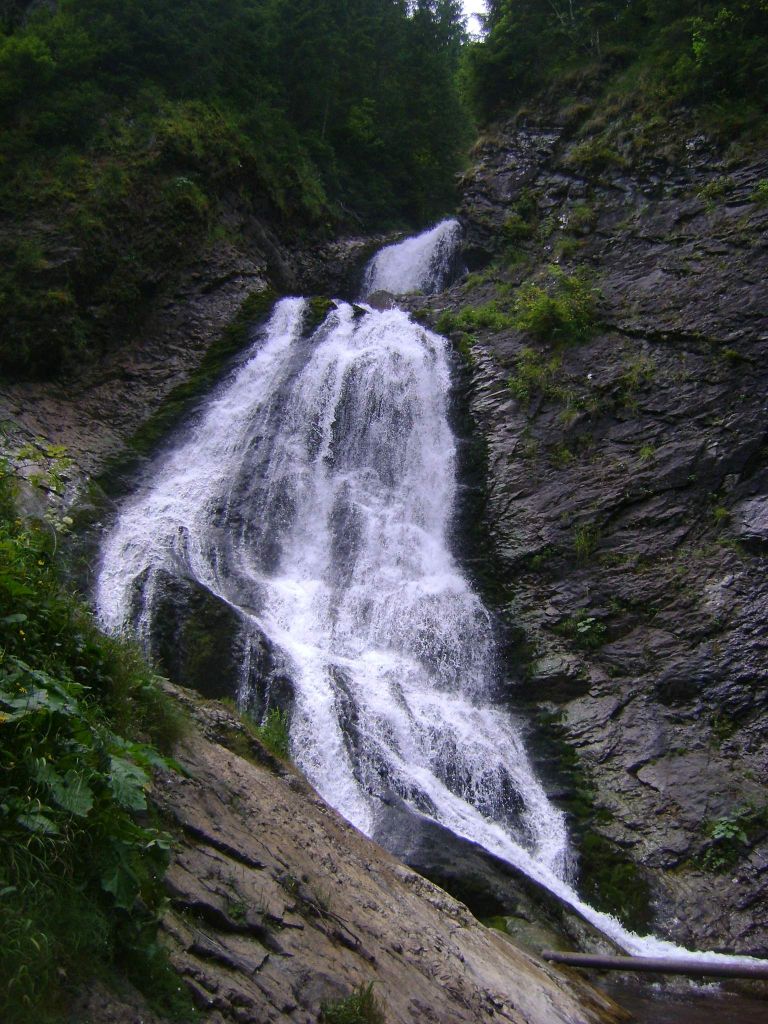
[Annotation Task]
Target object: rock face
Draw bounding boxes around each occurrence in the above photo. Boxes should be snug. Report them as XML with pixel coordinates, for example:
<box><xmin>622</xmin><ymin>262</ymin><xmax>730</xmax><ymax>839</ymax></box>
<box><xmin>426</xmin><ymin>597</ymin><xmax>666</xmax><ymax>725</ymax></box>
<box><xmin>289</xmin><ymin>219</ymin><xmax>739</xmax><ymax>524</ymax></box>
<box><xmin>75</xmin><ymin>686</ymin><xmax>629</xmax><ymax>1024</ymax></box>
<box><xmin>0</xmin><ymin>230</ymin><xmax>379</xmax><ymax>492</ymax></box>
<box><xmin>414</xmin><ymin>113</ymin><xmax>768</xmax><ymax>954</ymax></box>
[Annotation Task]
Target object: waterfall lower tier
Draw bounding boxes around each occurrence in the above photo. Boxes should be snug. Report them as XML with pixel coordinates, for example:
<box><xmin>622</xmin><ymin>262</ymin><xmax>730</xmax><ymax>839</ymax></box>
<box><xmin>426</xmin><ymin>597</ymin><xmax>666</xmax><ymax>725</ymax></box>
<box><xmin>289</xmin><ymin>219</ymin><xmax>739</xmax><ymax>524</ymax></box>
<box><xmin>96</xmin><ymin>220</ymin><xmax>766</xmax><ymax>971</ymax></box>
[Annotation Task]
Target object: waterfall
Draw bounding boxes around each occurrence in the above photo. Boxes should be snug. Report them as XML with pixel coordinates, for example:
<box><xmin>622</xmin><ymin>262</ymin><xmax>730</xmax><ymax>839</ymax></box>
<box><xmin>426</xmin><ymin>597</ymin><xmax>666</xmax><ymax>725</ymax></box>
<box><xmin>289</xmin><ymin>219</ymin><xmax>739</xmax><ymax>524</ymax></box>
<box><xmin>96</xmin><ymin>219</ymin><xmax>763</xmax><ymax>967</ymax></box>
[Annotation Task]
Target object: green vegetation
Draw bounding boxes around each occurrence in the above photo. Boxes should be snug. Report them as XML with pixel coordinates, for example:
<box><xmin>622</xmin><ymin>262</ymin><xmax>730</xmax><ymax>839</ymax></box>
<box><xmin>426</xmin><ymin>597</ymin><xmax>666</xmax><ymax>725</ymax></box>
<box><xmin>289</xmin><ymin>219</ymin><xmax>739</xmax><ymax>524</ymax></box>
<box><xmin>573</xmin><ymin>522</ymin><xmax>601</xmax><ymax>562</ymax></box>
<box><xmin>439</xmin><ymin>270</ymin><xmax>599</xmax><ymax>356</ymax></box>
<box><xmin>465</xmin><ymin>1</ymin><xmax>768</xmax><ymax>129</ymax></box>
<box><xmin>0</xmin><ymin>464</ymin><xmax>189</xmax><ymax>1023</ymax></box>
<box><xmin>437</xmin><ymin>301</ymin><xmax>515</xmax><ymax>334</ymax></box>
<box><xmin>502</xmin><ymin>188</ymin><xmax>540</xmax><ymax>243</ymax></box>
<box><xmin>712</xmin><ymin>504</ymin><xmax>730</xmax><ymax>527</ymax></box>
<box><xmin>697</xmin><ymin>175</ymin><xmax>735</xmax><ymax>210</ymax></box>
<box><xmin>699</xmin><ymin>807</ymin><xmax>768</xmax><ymax>871</ymax></box>
<box><xmin>752</xmin><ymin>180</ymin><xmax>768</xmax><ymax>205</ymax></box>
<box><xmin>321</xmin><ymin>983</ymin><xmax>386</xmax><ymax>1024</ymax></box>
<box><xmin>638</xmin><ymin>443</ymin><xmax>656</xmax><ymax>463</ymax></box>
<box><xmin>0</xmin><ymin>0</ymin><xmax>470</xmax><ymax>380</ymax></box>
<box><xmin>554</xmin><ymin>610</ymin><xmax>607</xmax><ymax>649</ymax></box>
<box><xmin>514</xmin><ymin>268</ymin><xmax>600</xmax><ymax>345</ymax></box>
<box><xmin>254</xmin><ymin>707</ymin><xmax>292</xmax><ymax>760</ymax></box>
<box><xmin>507</xmin><ymin>347</ymin><xmax>563</xmax><ymax>405</ymax></box>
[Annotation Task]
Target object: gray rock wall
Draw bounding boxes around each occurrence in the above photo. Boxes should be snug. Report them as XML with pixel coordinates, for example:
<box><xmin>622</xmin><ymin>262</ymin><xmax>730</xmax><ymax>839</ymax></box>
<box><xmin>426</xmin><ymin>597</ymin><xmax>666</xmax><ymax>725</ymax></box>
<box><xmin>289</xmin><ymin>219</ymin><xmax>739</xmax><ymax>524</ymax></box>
<box><xmin>415</xmin><ymin>114</ymin><xmax>768</xmax><ymax>955</ymax></box>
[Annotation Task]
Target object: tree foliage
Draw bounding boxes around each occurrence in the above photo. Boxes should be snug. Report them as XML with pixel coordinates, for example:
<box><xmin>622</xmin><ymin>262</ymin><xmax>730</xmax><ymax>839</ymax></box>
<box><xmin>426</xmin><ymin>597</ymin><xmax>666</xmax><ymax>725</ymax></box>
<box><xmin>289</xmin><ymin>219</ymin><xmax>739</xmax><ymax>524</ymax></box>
<box><xmin>0</xmin><ymin>0</ymin><xmax>471</xmax><ymax>379</ymax></box>
<box><xmin>466</xmin><ymin>0</ymin><xmax>768</xmax><ymax>118</ymax></box>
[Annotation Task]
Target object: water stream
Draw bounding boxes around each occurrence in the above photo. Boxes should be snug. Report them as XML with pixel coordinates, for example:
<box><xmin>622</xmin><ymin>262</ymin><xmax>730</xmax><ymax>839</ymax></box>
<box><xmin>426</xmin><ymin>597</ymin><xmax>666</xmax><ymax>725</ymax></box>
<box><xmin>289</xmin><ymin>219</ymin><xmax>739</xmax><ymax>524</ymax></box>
<box><xmin>96</xmin><ymin>220</ymin><xmax>764</xmax><ymax>971</ymax></box>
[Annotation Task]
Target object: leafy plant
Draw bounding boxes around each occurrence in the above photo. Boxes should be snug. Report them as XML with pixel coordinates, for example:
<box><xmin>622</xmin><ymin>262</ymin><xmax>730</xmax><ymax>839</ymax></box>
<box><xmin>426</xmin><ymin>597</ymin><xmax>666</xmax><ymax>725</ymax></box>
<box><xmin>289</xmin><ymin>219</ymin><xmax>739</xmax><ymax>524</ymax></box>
<box><xmin>701</xmin><ymin>816</ymin><xmax>748</xmax><ymax>871</ymax></box>
<box><xmin>0</xmin><ymin>464</ymin><xmax>189</xmax><ymax>1022</ymax></box>
<box><xmin>752</xmin><ymin>179</ymin><xmax>768</xmax><ymax>205</ymax></box>
<box><xmin>555</xmin><ymin>610</ymin><xmax>607</xmax><ymax>649</ymax></box>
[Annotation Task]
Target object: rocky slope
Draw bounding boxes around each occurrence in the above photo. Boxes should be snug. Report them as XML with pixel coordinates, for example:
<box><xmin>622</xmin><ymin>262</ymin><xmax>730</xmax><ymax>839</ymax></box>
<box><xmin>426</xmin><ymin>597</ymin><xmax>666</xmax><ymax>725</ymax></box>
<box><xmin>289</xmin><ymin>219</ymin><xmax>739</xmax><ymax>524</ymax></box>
<box><xmin>414</xmin><ymin>112</ymin><xmax>768</xmax><ymax>955</ymax></box>
<box><xmin>74</xmin><ymin>685</ymin><xmax>627</xmax><ymax>1024</ymax></box>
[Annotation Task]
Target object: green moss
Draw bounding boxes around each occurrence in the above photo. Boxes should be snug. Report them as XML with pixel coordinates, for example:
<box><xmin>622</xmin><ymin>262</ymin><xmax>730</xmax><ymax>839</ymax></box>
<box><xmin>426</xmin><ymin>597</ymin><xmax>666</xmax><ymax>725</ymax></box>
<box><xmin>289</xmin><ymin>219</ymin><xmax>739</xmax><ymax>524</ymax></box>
<box><xmin>306</xmin><ymin>296</ymin><xmax>335</xmax><ymax>333</ymax></box>
<box><xmin>578</xmin><ymin>832</ymin><xmax>652</xmax><ymax>931</ymax></box>
<box><xmin>532</xmin><ymin>709</ymin><xmax>651</xmax><ymax>931</ymax></box>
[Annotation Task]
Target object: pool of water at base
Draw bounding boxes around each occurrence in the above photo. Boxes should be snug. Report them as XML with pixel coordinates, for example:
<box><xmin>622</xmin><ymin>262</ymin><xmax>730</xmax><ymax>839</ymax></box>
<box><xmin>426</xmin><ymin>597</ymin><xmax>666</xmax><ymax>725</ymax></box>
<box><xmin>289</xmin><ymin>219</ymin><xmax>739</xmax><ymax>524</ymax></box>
<box><xmin>602</xmin><ymin>980</ymin><xmax>768</xmax><ymax>1022</ymax></box>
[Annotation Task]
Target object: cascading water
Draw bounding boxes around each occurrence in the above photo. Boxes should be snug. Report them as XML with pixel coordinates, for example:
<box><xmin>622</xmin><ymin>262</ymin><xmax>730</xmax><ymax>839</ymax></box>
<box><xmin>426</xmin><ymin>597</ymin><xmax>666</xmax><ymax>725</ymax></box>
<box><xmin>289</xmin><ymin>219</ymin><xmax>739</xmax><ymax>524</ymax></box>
<box><xmin>96</xmin><ymin>219</ymin><xmax>764</xmax><ymax>968</ymax></box>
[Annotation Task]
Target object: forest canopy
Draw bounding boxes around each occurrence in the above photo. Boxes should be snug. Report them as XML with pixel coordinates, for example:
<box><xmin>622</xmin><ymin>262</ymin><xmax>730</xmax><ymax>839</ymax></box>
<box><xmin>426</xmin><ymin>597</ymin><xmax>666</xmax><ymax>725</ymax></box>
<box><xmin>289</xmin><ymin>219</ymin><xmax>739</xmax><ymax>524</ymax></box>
<box><xmin>0</xmin><ymin>0</ymin><xmax>470</xmax><ymax>378</ymax></box>
<box><xmin>466</xmin><ymin>0</ymin><xmax>768</xmax><ymax>119</ymax></box>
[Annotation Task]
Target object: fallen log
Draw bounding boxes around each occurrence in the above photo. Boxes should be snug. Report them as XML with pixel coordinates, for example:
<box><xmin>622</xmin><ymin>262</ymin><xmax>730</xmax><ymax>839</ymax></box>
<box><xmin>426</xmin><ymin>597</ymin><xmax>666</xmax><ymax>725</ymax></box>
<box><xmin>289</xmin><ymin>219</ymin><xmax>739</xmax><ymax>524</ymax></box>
<box><xmin>541</xmin><ymin>949</ymin><xmax>768</xmax><ymax>980</ymax></box>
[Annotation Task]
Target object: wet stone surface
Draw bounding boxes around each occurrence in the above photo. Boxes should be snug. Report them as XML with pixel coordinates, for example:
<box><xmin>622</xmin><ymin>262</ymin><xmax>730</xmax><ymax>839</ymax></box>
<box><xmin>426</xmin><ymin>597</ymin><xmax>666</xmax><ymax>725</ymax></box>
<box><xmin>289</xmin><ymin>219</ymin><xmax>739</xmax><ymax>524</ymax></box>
<box><xmin>413</xmin><ymin>115</ymin><xmax>768</xmax><ymax>956</ymax></box>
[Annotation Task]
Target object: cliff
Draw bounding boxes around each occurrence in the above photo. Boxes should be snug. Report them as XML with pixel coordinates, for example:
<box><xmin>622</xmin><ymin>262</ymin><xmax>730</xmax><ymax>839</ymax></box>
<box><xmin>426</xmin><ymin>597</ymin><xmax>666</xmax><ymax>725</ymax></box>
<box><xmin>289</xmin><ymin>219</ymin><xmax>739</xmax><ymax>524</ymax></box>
<box><xmin>413</xmin><ymin>108</ymin><xmax>768</xmax><ymax>954</ymax></box>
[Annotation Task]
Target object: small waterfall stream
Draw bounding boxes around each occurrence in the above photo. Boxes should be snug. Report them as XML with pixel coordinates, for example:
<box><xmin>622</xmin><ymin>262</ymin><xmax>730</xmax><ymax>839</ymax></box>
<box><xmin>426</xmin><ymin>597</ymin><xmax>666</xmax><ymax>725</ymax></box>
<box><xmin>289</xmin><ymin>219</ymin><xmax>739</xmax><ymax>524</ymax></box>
<box><xmin>96</xmin><ymin>220</ymin><xmax>764</xmax><ymax>969</ymax></box>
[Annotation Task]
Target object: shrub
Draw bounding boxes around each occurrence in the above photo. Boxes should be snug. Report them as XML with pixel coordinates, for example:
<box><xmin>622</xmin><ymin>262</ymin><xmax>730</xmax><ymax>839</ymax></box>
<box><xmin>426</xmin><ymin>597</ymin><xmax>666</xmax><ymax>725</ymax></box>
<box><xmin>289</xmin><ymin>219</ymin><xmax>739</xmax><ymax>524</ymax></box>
<box><xmin>437</xmin><ymin>302</ymin><xmax>515</xmax><ymax>335</ymax></box>
<box><xmin>503</xmin><ymin>212</ymin><xmax>536</xmax><ymax>242</ymax></box>
<box><xmin>564</xmin><ymin>140</ymin><xmax>626</xmax><ymax>174</ymax></box>
<box><xmin>700</xmin><ymin>813</ymin><xmax>753</xmax><ymax>872</ymax></box>
<box><xmin>566</xmin><ymin>202</ymin><xmax>597</xmax><ymax>235</ymax></box>
<box><xmin>507</xmin><ymin>346</ymin><xmax>563</xmax><ymax>406</ymax></box>
<box><xmin>514</xmin><ymin>268</ymin><xmax>600</xmax><ymax>345</ymax></box>
<box><xmin>697</xmin><ymin>176</ymin><xmax>735</xmax><ymax>210</ymax></box>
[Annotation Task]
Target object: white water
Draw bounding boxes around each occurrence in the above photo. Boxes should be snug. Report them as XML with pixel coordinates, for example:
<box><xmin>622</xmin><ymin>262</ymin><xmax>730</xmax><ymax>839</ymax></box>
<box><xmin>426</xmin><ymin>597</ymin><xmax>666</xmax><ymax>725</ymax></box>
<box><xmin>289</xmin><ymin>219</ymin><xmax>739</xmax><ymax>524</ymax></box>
<box><xmin>96</xmin><ymin>219</ymin><xmax>764</xmax><ymax>968</ymax></box>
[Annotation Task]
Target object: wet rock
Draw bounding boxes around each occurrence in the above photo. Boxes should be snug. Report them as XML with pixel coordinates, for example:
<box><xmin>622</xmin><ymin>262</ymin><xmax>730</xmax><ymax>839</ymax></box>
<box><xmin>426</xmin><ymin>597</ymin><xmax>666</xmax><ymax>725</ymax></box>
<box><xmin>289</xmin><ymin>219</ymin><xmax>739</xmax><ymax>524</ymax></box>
<box><xmin>150</xmin><ymin>572</ymin><xmax>246</xmax><ymax>701</ymax></box>
<box><xmin>735</xmin><ymin>496</ymin><xmax>768</xmax><ymax>550</ymax></box>
<box><xmin>416</xmin><ymin>114</ymin><xmax>768</xmax><ymax>954</ymax></box>
<box><xmin>373</xmin><ymin>793</ymin><xmax>623</xmax><ymax>957</ymax></box>
<box><xmin>75</xmin><ymin>685</ymin><xmax>630</xmax><ymax>1024</ymax></box>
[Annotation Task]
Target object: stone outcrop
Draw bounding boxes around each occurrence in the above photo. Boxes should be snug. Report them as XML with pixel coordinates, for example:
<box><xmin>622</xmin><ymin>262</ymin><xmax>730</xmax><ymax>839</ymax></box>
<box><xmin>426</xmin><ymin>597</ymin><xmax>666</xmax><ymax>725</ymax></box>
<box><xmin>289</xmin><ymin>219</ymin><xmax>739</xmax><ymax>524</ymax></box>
<box><xmin>75</xmin><ymin>686</ymin><xmax>628</xmax><ymax>1024</ymax></box>
<box><xmin>413</xmin><ymin>112</ymin><xmax>768</xmax><ymax>955</ymax></box>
